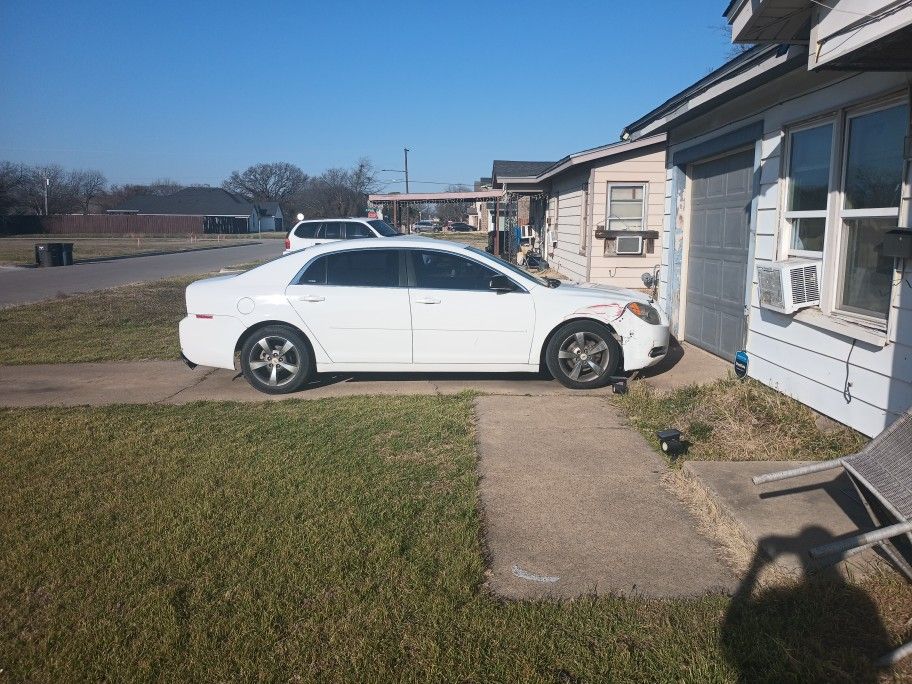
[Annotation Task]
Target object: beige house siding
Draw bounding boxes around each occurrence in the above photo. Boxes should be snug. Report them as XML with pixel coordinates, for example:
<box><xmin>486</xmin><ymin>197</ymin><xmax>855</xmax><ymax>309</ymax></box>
<box><xmin>545</xmin><ymin>144</ymin><xmax>666</xmax><ymax>287</ymax></box>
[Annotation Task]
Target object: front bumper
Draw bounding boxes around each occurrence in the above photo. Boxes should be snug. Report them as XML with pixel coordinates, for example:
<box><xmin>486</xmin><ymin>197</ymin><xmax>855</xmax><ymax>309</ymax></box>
<box><xmin>619</xmin><ymin>318</ymin><xmax>670</xmax><ymax>371</ymax></box>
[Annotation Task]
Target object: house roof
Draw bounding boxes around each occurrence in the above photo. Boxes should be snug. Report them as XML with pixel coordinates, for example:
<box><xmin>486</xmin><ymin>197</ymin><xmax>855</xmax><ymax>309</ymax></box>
<box><xmin>113</xmin><ymin>187</ymin><xmax>256</xmax><ymax>216</ymax></box>
<box><xmin>495</xmin><ymin>134</ymin><xmax>667</xmax><ymax>187</ymax></box>
<box><xmin>491</xmin><ymin>160</ymin><xmax>554</xmax><ymax>181</ymax></box>
<box><xmin>621</xmin><ymin>43</ymin><xmax>806</xmax><ymax>140</ymax></box>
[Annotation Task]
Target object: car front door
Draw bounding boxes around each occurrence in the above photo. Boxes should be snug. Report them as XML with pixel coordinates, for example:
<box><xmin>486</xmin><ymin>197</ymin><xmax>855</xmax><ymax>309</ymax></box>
<box><xmin>286</xmin><ymin>248</ymin><xmax>411</xmax><ymax>363</ymax></box>
<box><xmin>407</xmin><ymin>249</ymin><xmax>535</xmax><ymax>364</ymax></box>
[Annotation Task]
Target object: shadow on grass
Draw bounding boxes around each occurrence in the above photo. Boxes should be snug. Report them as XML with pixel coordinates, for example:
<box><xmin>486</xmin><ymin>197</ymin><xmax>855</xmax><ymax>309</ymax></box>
<box><xmin>721</xmin><ymin>525</ymin><xmax>890</xmax><ymax>682</ymax></box>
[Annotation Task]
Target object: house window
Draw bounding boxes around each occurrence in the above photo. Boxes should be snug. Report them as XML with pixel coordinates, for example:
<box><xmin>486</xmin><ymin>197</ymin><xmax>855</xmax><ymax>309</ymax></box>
<box><xmin>836</xmin><ymin>102</ymin><xmax>908</xmax><ymax>320</ymax></box>
<box><xmin>784</xmin><ymin>122</ymin><xmax>833</xmax><ymax>256</ymax></box>
<box><xmin>780</xmin><ymin>96</ymin><xmax>909</xmax><ymax>325</ymax></box>
<box><xmin>606</xmin><ymin>184</ymin><xmax>646</xmax><ymax>231</ymax></box>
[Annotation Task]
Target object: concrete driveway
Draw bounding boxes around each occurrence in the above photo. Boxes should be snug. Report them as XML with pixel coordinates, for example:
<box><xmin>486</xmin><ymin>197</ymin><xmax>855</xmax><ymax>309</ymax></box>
<box><xmin>0</xmin><ymin>240</ymin><xmax>283</xmax><ymax>307</ymax></box>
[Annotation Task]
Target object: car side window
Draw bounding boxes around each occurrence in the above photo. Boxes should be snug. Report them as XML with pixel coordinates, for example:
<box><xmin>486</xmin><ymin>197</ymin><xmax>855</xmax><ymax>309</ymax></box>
<box><xmin>298</xmin><ymin>255</ymin><xmax>327</xmax><ymax>284</ymax></box>
<box><xmin>345</xmin><ymin>222</ymin><xmax>374</xmax><ymax>239</ymax></box>
<box><xmin>326</xmin><ymin>249</ymin><xmax>400</xmax><ymax>287</ymax></box>
<box><xmin>322</xmin><ymin>222</ymin><xmax>343</xmax><ymax>239</ymax></box>
<box><xmin>295</xmin><ymin>222</ymin><xmax>319</xmax><ymax>239</ymax></box>
<box><xmin>412</xmin><ymin>250</ymin><xmax>497</xmax><ymax>291</ymax></box>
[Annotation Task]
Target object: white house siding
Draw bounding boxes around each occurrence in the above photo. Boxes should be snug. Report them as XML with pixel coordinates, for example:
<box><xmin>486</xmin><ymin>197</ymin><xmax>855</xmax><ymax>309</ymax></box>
<box><xmin>548</xmin><ymin>168</ymin><xmax>589</xmax><ymax>282</ymax></box>
<box><xmin>659</xmin><ymin>68</ymin><xmax>911</xmax><ymax>436</ymax></box>
<box><xmin>588</xmin><ymin>148</ymin><xmax>666</xmax><ymax>289</ymax></box>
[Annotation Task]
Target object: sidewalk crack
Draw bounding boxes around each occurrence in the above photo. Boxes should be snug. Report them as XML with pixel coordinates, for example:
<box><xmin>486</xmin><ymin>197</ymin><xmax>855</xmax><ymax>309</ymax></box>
<box><xmin>156</xmin><ymin>367</ymin><xmax>217</xmax><ymax>404</ymax></box>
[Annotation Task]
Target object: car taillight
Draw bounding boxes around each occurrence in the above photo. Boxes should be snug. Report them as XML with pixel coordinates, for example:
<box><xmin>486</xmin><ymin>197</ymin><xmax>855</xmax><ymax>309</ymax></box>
<box><xmin>284</xmin><ymin>238</ymin><xmax>291</xmax><ymax>249</ymax></box>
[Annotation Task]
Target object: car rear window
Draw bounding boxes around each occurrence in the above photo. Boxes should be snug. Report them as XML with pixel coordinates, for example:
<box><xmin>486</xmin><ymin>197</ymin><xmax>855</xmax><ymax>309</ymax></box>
<box><xmin>294</xmin><ymin>222</ymin><xmax>320</xmax><ymax>239</ymax></box>
<box><xmin>327</xmin><ymin>249</ymin><xmax>399</xmax><ymax>287</ymax></box>
<box><xmin>367</xmin><ymin>220</ymin><xmax>398</xmax><ymax>237</ymax></box>
<box><xmin>321</xmin><ymin>222</ymin><xmax>343</xmax><ymax>239</ymax></box>
<box><xmin>345</xmin><ymin>222</ymin><xmax>374</xmax><ymax>239</ymax></box>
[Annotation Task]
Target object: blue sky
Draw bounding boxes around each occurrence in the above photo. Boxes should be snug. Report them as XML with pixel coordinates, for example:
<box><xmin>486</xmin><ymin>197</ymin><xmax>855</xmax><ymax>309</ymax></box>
<box><xmin>0</xmin><ymin>1</ymin><xmax>734</xmax><ymax>191</ymax></box>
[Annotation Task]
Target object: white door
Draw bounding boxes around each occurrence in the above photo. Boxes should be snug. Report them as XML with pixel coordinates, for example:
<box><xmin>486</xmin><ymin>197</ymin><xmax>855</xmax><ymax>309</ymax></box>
<box><xmin>407</xmin><ymin>249</ymin><xmax>535</xmax><ymax>364</ymax></box>
<box><xmin>286</xmin><ymin>249</ymin><xmax>411</xmax><ymax>363</ymax></box>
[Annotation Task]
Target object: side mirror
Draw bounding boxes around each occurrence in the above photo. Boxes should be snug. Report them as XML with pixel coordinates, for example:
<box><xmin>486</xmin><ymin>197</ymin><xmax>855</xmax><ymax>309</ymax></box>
<box><xmin>489</xmin><ymin>274</ymin><xmax>516</xmax><ymax>293</ymax></box>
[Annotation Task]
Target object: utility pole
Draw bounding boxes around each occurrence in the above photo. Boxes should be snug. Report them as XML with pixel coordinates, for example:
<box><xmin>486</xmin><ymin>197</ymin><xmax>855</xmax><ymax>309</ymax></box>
<box><xmin>44</xmin><ymin>177</ymin><xmax>49</xmax><ymax>216</ymax></box>
<box><xmin>404</xmin><ymin>147</ymin><xmax>410</xmax><ymax>194</ymax></box>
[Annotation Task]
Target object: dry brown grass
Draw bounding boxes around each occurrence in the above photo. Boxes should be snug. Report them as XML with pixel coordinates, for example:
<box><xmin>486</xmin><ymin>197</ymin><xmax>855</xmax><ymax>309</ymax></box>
<box><xmin>0</xmin><ymin>235</ymin><xmax>273</xmax><ymax>266</ymax></box>
<box><xmin>619</xmin><ymin>376</ymin><xmax>868</xmax><ymax>462</ymax></box>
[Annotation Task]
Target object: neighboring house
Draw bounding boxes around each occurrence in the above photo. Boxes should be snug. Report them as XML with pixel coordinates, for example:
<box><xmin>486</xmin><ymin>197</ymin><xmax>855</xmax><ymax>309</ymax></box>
<box><xmin>489</xmin><ymin>161</ymin><xmax>553</xmax><ymax>234</ymax></box>
<box><xmin>492</xmin><ymin>137</ymin><xmax>667</xmax><ymax>289</ymax></box>
<box><xmin>110</xmin><ymin>187</ymin><xmax>280</xmax><ymax>233</ymax></box>
<box><xmin>256</xmin><ymin>201</ymin><xmax>284</xmax><ymax>232</ymax></box>
<box><xmin>471</xmin><ymin>177</ymin><xmax>494</xmax><ymax>231</ymax></box>
<box><xmin>622</xmin><ymin>0</ymin><xmax>912</xmax><ymax>436</ymax></box>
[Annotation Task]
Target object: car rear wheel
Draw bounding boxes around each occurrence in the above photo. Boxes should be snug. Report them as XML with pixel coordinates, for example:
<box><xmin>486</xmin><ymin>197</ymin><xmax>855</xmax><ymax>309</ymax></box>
<box><xmin>545</xmin><ymin>321</ymin><xmax>620</xmax><ymax>390</ymax></box>
<box><xmin>240</xmin><ymin>325</ymin><xmax>312</xmax><ymax>394</ymax></box>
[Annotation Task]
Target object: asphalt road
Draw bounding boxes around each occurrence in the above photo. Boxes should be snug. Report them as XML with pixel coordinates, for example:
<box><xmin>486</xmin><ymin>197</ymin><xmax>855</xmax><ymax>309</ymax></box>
<box><xmin>0</xmin><ymin>241</ymin><xmax>283</xmax><ymax>307</ymax></box>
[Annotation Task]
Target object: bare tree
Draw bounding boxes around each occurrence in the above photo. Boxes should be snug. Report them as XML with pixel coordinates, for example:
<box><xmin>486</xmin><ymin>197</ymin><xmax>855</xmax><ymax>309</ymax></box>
<box><xmin>73</xmin><ymin>169</ymin><xmax>107</xmax><ymax>213</ymax></box>
<box><xmin>222</xmin><ymin>162</ymin><xmax>309</xmax><ymax>203</ymax></box>
<box><xmin>294</xmin><ymin>158</ymin><xmax>380</xmax><ymax>219</ymax></box>
<box><xmin>19</xmin><ymin>165</ymin><xmax>81</xmax><ymax>215</ymax></box>
<box><xmin>435</xmin><ymin>184</ymin><xmax>471</xmax><ymax>224</ymax></box>
<box><xmin>99</xmin><ymin>179</ymin><xmax>184</xmax><ymax>210</ymax></box>
<box><xmin>0</xmin><ymin>162</ymin><xmax>28</xmax><ymax>215</ymax></box>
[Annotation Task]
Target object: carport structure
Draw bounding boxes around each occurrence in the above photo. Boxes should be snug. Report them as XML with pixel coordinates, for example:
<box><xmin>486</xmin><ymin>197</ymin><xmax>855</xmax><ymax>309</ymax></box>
<box><xmin>368</xmin><ymin>189</ymin><xmax>508</xmax><ymax>255</ymax></box>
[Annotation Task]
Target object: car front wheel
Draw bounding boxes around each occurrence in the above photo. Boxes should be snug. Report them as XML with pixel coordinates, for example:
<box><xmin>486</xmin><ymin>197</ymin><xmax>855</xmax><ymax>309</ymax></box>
<box><xmin>240</xmin><ymin>325</ymin><xmax>312</xmax><ymax>394</ymax></box>
<box><xmin>545</xmin><ymin>321</ymin><xmax>620</xmax><ymax>390</ymax></box>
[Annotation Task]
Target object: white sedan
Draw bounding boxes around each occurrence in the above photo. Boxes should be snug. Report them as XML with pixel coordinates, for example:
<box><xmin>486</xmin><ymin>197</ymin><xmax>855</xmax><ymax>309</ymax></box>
<box><xmin>179</xmin><ymin>237</ymin><xmax>670</xmax><ymax>394</ymax></box>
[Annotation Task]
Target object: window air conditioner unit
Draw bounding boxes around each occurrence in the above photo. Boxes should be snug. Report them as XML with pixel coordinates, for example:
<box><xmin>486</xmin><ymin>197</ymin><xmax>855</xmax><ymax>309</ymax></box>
<box><xmin>756</xmin><ymin>259</ymin><xmax>821</xmax><ymax>314</ymax></box>
<box><xmin>615</xmin><ymin>234</ymin><xmax>643</xmax><ymax>255</ymax></box>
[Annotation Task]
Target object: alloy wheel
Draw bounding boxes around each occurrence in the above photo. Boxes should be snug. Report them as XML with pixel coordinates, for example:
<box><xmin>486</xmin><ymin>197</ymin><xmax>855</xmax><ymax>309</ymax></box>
<box><xmin>247</xmin><ymin>335</ymin><xmax>301</xmax><ymax>387</ymax></box>
<box><xmin>556</xmin><ymin>331</ymin><xmax>612</xmax><ymax>383</ymax></box>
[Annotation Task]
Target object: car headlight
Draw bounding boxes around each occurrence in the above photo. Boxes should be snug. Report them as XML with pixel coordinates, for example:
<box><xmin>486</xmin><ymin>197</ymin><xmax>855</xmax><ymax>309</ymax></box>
<box><xmin>625</xmin><ymin>302</ymin><xmax>662</xmax><ymax>325</ymax></box>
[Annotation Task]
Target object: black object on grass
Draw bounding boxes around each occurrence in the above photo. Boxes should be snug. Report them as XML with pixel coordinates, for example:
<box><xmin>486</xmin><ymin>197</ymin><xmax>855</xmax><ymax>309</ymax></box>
<box><xmin>656</xmin><ymin>428</ymin><xmax>685</xmax><ymax>457</ymax></box>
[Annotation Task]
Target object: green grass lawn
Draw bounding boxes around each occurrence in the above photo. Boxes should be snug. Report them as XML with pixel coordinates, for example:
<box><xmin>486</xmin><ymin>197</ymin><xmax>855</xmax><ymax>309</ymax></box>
<box><xmin>1</xmin><ymin>395</ymin><xmax>907</xmax><ymax>682</ymax></box>
<box><xmin>0</xmin><ymin>276</ymin><xmax>196</xmax><ymax>364</ymax></box>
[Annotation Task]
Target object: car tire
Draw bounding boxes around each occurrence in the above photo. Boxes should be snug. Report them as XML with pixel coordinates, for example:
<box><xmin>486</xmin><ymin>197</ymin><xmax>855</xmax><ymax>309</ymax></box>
<box><xmin>545</xmin><ymin>320</ymin><xmax>620</xmax><ymax>390</ymax></box>
<box><xmin>240</xmin><ymin>325</ymin><xmax>313</xmax><ymax>394</ymax></box>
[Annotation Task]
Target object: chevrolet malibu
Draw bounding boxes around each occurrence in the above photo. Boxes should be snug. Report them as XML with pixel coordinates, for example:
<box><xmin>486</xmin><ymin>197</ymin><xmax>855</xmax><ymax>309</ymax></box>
<box><xmin>179</xmin><ymin>237</ymin><xmax>669</xmax><ymax>394</ymax></box>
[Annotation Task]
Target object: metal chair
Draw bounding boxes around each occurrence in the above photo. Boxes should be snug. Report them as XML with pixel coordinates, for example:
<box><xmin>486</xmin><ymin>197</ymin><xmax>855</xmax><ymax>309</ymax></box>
<box><xmin>752</xmin><ymin>409</ymin><xmax>912</xmax><ymax>666</ymax></box>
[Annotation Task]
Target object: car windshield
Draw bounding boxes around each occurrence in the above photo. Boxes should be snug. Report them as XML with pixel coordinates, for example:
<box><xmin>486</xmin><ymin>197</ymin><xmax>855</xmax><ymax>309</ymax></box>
<box><xmin>466</xmin><ymin>246</ymin><xmax>549</xmax><ymax>287</ymax></box>
<box><xmin>367</xmin><ymin>220</ymin><xmax>399</xmax><ymax>236</ymax></box>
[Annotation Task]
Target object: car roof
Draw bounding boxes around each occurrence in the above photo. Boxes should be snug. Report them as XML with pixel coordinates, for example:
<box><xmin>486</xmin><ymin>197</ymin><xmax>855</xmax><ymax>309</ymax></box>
<box><xmin>295</xmin><ymin>217</ymin><xmax>374</xmax><ymax>223</ymax></box>
<box><xmin>297</xmin><ymin>235</ymin><xmax>469</xmax><ymax>255</ymax></box>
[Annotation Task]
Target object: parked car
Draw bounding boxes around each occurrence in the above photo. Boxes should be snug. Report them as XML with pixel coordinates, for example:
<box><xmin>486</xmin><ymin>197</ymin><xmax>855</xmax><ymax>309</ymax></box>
<box><xmin>413</xmin><ymin>220</ymin><xmax>438</xmax><ymax>233</ymax></box>
<box><xmin>179</xmin><ymin>237</ymin><xmax>670</xmax><ymax>394</ymax></box>
<box><xmin>449</xmin><ymin>222</ymin><xmax>473</xmax><ymax>232</ymax></box>
<box><xmin>284</xmin><ymin>218</ymin><xmax>398</xmax><ymax>253</ymax></box>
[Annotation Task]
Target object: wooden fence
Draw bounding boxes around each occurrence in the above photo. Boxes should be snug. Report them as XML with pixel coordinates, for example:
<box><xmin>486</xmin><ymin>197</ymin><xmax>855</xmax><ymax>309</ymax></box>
<box><xmin>0</xmin><ymin>214</ymin><xmax>207</xmax><ymax>236</ymax></box>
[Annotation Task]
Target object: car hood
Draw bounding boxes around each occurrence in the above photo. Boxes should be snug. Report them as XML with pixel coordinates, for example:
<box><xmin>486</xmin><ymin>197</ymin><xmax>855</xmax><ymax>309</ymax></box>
<box><xmin>552</xmin><ymin>281</ymin><xmax>653</xmax><ymax>305</ymax></box>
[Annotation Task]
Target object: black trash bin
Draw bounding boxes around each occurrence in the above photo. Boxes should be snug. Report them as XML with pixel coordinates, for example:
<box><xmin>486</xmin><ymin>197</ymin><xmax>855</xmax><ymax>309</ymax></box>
<box><xmin>61</xmin><ymin>242</ymin><xmax>74</xmax><ymax>265</ymax></box>
<box><xmin>35</xmin><ymin>242</ymin><xmax>67</xmax><ymax>267</ymax></box>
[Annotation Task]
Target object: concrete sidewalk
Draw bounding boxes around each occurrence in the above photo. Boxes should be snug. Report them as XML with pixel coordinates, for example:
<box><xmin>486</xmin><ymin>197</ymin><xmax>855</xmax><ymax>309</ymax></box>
<box><xmin>684</xmin><ymin>460</ymin><xmax>879</xmax><ymax>577</ymax></box>
<box><xmin>0</xmin><ymin>342</ymin><xmax>730</xmax><ymax>407</ymax></box>
<box><xmin>0</xmin><ymin>361</ymin><xmax>625</xmax><ymax>407</ymax></box>
<box><xmin>475</xmin><ymin>394</ymin><xmax>736</xmax><ymax>598</ymax></box>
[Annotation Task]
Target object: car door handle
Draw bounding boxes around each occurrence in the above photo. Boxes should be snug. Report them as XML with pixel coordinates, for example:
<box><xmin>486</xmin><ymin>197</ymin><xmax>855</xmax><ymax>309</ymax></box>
<box><xmin>414</xmin><ymin>297</ymin><xmax>441</xmax><ymax>304</ymax></box>
<box><xmin>297</xmin><ymin>295</ymin><xmax>325</xmax><ymax>302</ymax></box>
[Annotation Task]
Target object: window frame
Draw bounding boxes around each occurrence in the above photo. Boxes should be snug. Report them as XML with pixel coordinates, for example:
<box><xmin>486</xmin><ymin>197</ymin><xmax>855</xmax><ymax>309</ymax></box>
<box><xmin>831</xmin><ymin>98</ymin><xmax>907</xmax><ymax>325</ymax></box>
<box><xmin>776</xmin><ymin>92</ymin><xmax>909</xmax><ymax>332</ymax></box>
<box><xmin>605</xmin><ymin>182</ymin><xmax>647</xmax><ymax>232</ymax></box>
<box><xmin>780</xmin><ymin>117</ymin><xmax>837</xmax><ymax>259</ymax></box>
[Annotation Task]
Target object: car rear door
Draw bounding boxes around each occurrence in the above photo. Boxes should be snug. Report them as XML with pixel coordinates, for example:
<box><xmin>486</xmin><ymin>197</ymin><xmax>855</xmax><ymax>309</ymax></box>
<box><xmin>286</xmin><ymin>248</ymin><xmax>411</xmax><ymax>363</ymax></box>
<box><xmin>314</xmin><ymin>221</ymin><xmax>344</xmax><ymax>245</ymax></box>
<box><xmin>406</xmin><ymin>248</ymin><xmax>535</xmax><ymax>364</ymax></box>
